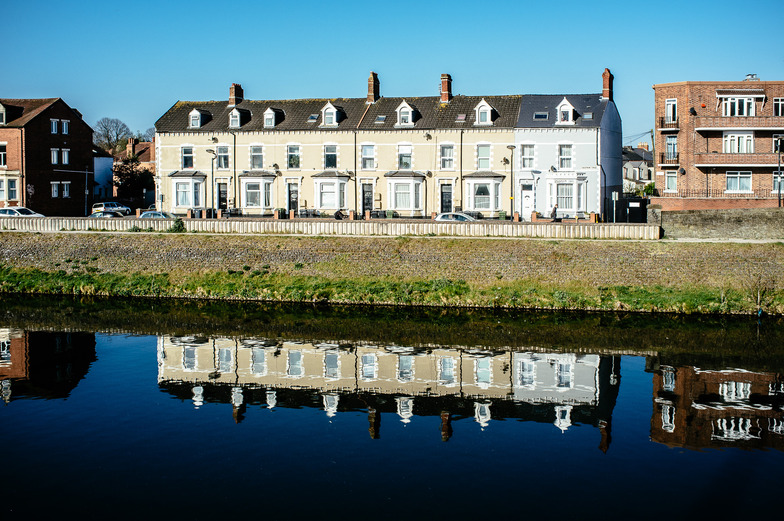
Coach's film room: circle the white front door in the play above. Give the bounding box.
[520,183,535,221]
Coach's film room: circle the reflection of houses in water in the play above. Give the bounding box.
[157,336,621,449]
[649,361,784,451]
[0,328,97,403]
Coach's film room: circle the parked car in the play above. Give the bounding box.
[88,211,125,218]
[434,212,476,222]
[139,211,176,219]
[0,207,44,217]
[92,202,131,215]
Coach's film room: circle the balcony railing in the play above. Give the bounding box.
[658,117,679,130]
[694,115,784,129]
[654,188,776,198]
[659,153,679,164]
[693,152,781,165]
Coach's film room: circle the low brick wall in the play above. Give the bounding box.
[648,207,784,240]
[651,197,781,211]
[0,217,662,240]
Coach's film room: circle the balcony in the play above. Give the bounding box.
[658,117,679,131]
[659,153,679,165]
[693,152,781,166]
[694,115,784,130]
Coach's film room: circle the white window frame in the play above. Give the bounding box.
[773,171,784,194]
[556,98,575,125]
[324,144,338,170]
[723,132,754,154]
[665,171,677,193]
[51,182,59,198]
[216,146,230,170]
[0,180,4,200]
[251,347,267,376]
[188,110,201,128]
[475,358,492,386]
[360,353,378,381]
[324,351,340,379]
[397,355,414,382]
[387,179,423,211]
[50,148,59,165]
[466,179,501,211]
[396,102,415,127]
[62,181,70,198]
[722,97,755,117]
[50,119,58,134]
[321,103,338,127]
[263,108,276,128]
[665,135,678,160]
[181,146,194,169]
[249,145,264,170]
[287,144,301,169]
[774,98,784,117]
[315,179,347,210]
[558,144,572,170]
[474,99,493,126]
[439,357,457,385]
[62,120,69,134]
[440,144,455,170]
[7,179,17,200]
[241,178,273,209]
[361,144,375,170]
[547,179,586,213]
[773,134,783,153]
[172,178,203,208]
[476,143,491,170]
[0,143,6,167]
[725,171,752,193]
[62,149,69,165]
[520,144,535,168]
[0,107,5,125]
[287,350,303,377]
[398,144,413,170]
[665,98,677,123]
[229,109,240,129]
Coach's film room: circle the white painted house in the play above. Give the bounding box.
[513,69,622,220]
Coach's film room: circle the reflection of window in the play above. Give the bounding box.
[218,348,232,373]
[361,353,377,380]
[396,397,414,423]
[439,357,456,385]
[662,367,676,392]
[398,355,414,381]
[251,347,266,375]
[556,362,572,389]
[323,394,339,417]
[287,350,303,377]
[475,358,491,385]
[661,404,675,432]
[474,401,491,426]
[517,359,535,387]
[324,352,339,379]
[554,405,573,432]
[719,381,752,401]
[183,347,196,370]
[0,340,10,363]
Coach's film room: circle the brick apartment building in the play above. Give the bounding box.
[0,98,94,216]
[652,75,784,211]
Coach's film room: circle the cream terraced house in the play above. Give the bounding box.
[154,73,523,218]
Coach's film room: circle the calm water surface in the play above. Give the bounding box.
[1,300,782,519]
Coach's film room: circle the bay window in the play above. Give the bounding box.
[388,179,423,211]
[315,179,346,210]
[243,179,273,208]
[173,179,203,207]
[467,179,501,211]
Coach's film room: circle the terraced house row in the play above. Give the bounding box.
[154,69,622,220]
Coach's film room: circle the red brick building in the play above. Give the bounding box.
[652,75,784,210]
[0,98,94,216]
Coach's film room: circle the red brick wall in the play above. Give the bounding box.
[0,127,23,207]
[651,196,781,211]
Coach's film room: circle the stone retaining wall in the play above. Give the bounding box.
[648,207,784,240]
[0,217,661,240]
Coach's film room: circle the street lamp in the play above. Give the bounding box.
[777,137,782,208]
[206,148,217,215]
[507,145,516,221]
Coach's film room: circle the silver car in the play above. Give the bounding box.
[0,207,44,217]
[434,212,476,222]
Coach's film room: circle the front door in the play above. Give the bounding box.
[520,183,534,220]
[362,184,373,216]
[217,183,228,210]
[440,184,453,213]
[287,183,299,213]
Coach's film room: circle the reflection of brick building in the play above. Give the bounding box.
[157,336,621,448]
[0,330,96,403]
[649,361,784,451]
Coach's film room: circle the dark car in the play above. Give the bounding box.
[139,211,176,219]
[88,211,125,218]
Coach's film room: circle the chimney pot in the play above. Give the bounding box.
[637,142,649,151]
[601,68,614,102]
[440,74,452,103]
[367,72,380,103]
[229,83,244,106]
[127,138,137,156]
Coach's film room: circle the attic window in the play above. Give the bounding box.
[583,112,593,120]
[533,112,548,120]
[456,114,466,122]
[321,103,339,127]
[264,108,276,128]
[0,106,5,125]
[374,115,386,124]
[395,102,415,127]
[189,110,202,128]
[556,98,575,125]
[229,109,241,128]
[474,99,494,126]
[308,114,319,123]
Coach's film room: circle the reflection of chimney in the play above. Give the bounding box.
[127,138,137,157]
[229,83,244,106]
[440,411,453,442]
[367,71,380,104]
[637,142,649,151]
[598,419,612,453]
[368,407,380,439]
[440,73,452,103]
[601,68,614,102]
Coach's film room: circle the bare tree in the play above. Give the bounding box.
[94,117,132,153]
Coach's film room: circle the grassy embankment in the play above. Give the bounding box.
[0,230,782,314]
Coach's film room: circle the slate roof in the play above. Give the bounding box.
[0,98,59,127]
[516,94,607,128]
[622,146,653,163]
[115,141,155,163]
[155,95,523,132]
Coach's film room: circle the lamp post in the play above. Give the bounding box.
[206,149,217,215]
[507,144,516,221]
[777,137,782,208]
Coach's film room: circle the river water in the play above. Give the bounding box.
[1,297,782,519]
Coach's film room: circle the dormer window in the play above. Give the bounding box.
[189,109,202,128]
[395,102,415,127]
[264,108,276,128]
[0,105,5,125]
[229,109,241,129]
[556,98,575,125]
[321,102,339,127]
[474,99,494,126]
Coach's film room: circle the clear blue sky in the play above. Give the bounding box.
[4,0,782,147]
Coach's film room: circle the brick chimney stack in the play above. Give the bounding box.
[229,83,244,106]
[127,137,137,157]
[637,142,649,151]
[367,72,380,103]
[440,74,452,103]
[602,68,614,101]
